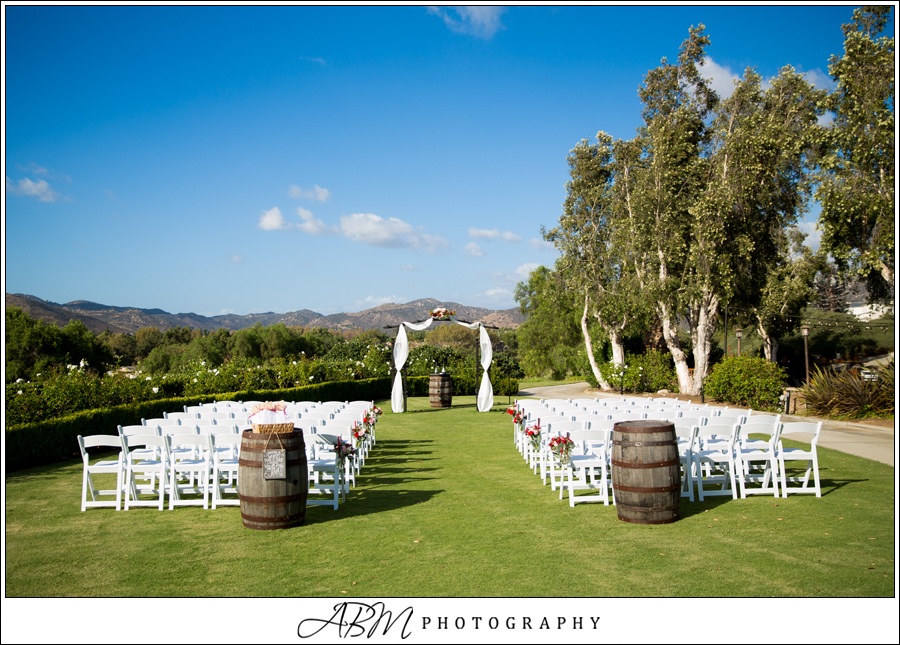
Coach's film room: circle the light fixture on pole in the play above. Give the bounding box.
[735,328,743,356]
[801,326,811,386]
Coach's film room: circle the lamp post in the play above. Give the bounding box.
[735,328,743,356]
[801,326,810,386]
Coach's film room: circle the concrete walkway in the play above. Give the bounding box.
[516,382,895,467]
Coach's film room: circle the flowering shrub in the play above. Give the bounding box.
[595,350,678,393]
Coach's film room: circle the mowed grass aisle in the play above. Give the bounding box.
[5,396,895,597]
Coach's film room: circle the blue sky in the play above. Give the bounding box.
[4,4,870,317]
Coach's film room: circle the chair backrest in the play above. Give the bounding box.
[695,423,739,448]
[567,429,612,456]
[211,432,242,458]
[122,433,167,451]
[78,434,124,459]
[166,433,212,453]
[608,412,647,422]
[777,421,822,441]
[546,420,588,435]
[165,412,199,421]
[119,424,159,438]
[586,418,617,432]
[143,417,181,427]
[198,411,235,420]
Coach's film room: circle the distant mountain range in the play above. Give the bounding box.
[5,293,525,335]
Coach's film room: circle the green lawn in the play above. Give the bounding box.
[5,395,895,598]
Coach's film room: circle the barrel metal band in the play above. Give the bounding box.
[241,512,304,527]
[616,502,681,512]
[613,440,677,447]
[613,483,680,493]
[611,458,680,469]
[613,426,675,434]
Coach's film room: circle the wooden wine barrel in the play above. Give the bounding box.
[611,420,681,524]
[238,429,309,530]
[429,373,453,408]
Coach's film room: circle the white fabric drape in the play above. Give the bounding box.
[390,318,433,413]
[454,320,494,412]
[392,318,493,413]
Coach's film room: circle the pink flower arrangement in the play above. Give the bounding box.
[524,424,542,452]
[334,437,356,466]
[548,435,575,465]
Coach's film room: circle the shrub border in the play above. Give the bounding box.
[5,375,517,471]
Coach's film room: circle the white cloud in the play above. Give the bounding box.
[530,238,555,251]
[427,6,507,39]
[803,68,834,91]
[469,227,521,242]
[257,206,291,230]
[700,56,740,100]
[400,264,419,271]
[288,184,331,202]
[485,287,511,298]
[296,207,338,235]
[6,176,62,202]
[340,212,448,253]
[300,56,327,66]
[465,242,484,257]
[231,255,243,263]
[515,263,540,280]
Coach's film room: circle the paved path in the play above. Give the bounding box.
[516,382,895,467]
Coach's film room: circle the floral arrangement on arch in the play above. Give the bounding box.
[548,435,575,466]
[429,307,456,321]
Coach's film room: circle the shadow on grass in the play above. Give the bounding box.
[304,488,443,524]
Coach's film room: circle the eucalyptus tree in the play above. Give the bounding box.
[816,5,895,303]
[616,25,718,394]
[543,132,645,389]
[620,26,823,394]
[749,228,826,362]
[513,264,584,380]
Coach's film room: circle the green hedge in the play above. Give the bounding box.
[5,378,391,472]
[5,374,518,471]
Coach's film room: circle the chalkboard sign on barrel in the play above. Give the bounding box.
[611,420,681,524]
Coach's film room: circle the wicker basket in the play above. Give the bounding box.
[252,423,296,434]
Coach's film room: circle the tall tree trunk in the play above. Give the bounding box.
[757,323,779,362]
[607,327,626,366]
[658,303,694,394]
[690,294,719,394]
[581,294,611,390]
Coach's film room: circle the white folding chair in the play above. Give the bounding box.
[674,425,697,502]
[692,424,740,501]
[562,429,612,506]
[167,434,212,510]
[78,435,125,512]
[735,419,782,498]
[123,434,168,511]
[777,421,823,497]
[306,434,345,508]
[545,420,588,490]
[210,433,241,508]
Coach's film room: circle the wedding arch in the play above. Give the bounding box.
[387,310,495,413]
